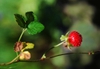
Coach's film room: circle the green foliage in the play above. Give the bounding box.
[33,14,38,21]
[14,14,26,28]
[14,11,44,35]
[27,21,44,35]
[25,11,35,26]
[25,11,38,27]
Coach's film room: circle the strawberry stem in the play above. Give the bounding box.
[41,41,65,59]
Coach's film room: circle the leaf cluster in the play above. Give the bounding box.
[14,11,44,35]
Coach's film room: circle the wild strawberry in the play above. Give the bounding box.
[68,31,82,47]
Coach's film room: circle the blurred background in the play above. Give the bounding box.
[0,0,100,69]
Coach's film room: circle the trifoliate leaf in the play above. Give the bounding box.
[27,21,44,35]
[14,14,26,28]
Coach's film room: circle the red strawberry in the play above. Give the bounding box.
[68,31,82,47]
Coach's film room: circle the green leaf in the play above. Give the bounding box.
[27,21,44,35]
[14,14,26,28]
[25,11,38,27]
[33,14,38,21]
[25,11,34,25]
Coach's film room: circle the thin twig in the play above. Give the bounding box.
[12,52,95,63]
[0,55,19,66]
[0,51,99,66]
[42,41,65,58]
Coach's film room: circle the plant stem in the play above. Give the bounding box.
[16,51,96,62]
[0,55,19,66]
[47,41,64,53]
[54,41,64,47]
[0,51,98,66]
[41,41,65,59]
[15,28,26,55]
[18,28,26,42]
